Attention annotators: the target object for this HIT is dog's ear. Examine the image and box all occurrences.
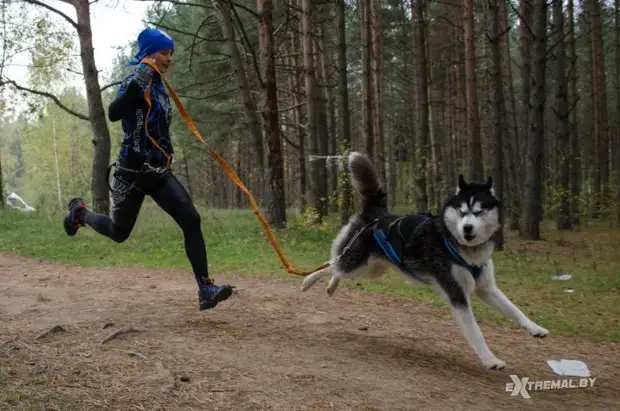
[486,176,496,196]
[456,174,466,194]
[486,176,493,188]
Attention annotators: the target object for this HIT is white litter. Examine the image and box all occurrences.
[547,359,591,377]
[565,288,575,293]
[6,192,36,212]
[553,274,572,280]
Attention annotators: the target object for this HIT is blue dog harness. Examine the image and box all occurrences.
[371,216,430,283]
[442,237,483,278]
[371,216,483,280]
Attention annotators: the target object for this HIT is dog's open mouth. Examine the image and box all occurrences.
[464,234,476,242]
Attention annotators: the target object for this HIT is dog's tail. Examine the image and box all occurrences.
[348,151,387,213]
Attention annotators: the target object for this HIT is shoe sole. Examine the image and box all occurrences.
[64,215,78,236]
[199,286,234,310]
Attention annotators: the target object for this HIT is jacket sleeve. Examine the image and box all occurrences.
[108,63,155,122]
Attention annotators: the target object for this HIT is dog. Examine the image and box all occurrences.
[301,151,549,370]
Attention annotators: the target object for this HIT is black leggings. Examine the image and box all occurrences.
[79,169,208,286]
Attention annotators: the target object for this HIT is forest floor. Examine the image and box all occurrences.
[1,250,618,411]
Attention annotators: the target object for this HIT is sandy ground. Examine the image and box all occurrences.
[0,252,618,411]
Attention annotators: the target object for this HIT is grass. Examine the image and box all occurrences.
[1,199,619,342]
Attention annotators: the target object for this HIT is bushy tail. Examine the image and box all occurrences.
[348,151,387,213]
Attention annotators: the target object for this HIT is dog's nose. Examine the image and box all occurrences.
[463,224,474,234]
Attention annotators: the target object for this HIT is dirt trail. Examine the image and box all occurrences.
[0,252,617,410]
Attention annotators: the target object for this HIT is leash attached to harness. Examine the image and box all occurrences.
[126,58,329,277]
[442,237,483,278]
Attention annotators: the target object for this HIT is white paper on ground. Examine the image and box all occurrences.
[547,359,591,377]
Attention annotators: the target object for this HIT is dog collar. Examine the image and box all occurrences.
[442,237,483,278]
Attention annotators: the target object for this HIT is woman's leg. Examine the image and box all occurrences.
[149,171,233,310]
[64,172,145,243]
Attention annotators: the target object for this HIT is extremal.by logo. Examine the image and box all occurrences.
[505,374,597,399]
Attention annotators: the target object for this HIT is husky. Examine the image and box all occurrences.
[301,152,548,370]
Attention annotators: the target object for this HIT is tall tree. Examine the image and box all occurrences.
[257,0,286,227]
[463,0,483,181]
[488,0,505,249]
[7,0,112,214]
[615,0,620,226]
[301,0,323,222]
[521,0,548,240]
[414,0,429,212]
[567,0,581,226]
[553,0,572,230]
[336,0,352,225]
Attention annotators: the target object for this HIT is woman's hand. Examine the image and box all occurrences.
[134,61,155,88]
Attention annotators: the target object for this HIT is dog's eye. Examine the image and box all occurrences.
[473,210,485,217]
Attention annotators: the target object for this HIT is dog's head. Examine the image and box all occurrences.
[442,175,500,247]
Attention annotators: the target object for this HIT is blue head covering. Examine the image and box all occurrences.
[127,28,175,66]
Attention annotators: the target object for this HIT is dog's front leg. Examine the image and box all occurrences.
[475,259,549,338]
[431,273,506,370]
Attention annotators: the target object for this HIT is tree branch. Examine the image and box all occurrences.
[147,20,227,43]
[1,78,89,120]
[100,80,121,92]
[22,0,79,29]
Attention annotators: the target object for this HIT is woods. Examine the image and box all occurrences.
[1,0,620,238]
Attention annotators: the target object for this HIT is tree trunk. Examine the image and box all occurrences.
[521,0,548,240]
[301,0,322,222]
[370,0,385,184]
[337,0,352,225]
[518,0,533,231]
[553,0,572,230]
[212,0,265,191]
[500,0,521,231]
[361,0,374,158]
[314,20,329,217]
[587,0,610,217]
[257,0,286,227]
[616,0,620,226]
[463,0,483,181]
[73,0,110,214]
[414,0,429,212]
[567,0,581,226]
[488,0,505,249]
[52,114,63,212]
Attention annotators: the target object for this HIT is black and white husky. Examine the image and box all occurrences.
[301,152,548,370]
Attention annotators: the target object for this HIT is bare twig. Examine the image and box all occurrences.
[127,351,148,360]
[35,325,66,341]
[22,0,79,29]
[100,326,141,344]
[100,80,122,92]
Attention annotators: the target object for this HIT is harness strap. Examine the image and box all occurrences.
[371,216,430,283]
[442,237,483,278]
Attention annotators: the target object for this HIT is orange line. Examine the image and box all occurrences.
[140,58,329,277]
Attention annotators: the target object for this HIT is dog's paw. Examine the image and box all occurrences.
[483,357,506,370]
[526,323,549,338]
[300,279,313,292]
[325,278,340,297]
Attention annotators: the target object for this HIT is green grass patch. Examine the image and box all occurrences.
[1,202,619,342]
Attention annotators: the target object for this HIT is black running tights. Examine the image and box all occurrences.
[78,170,208,287]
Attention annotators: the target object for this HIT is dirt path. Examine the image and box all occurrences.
[0,252,617,411]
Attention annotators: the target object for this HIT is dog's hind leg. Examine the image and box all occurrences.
[301,266,332,292]
[475,260,549,337]
[431,268,506,370]
[326,276,340,296]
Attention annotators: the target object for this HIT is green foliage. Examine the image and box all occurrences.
[1,91,94,211]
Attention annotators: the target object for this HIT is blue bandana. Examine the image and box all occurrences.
[127,28,175,66]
